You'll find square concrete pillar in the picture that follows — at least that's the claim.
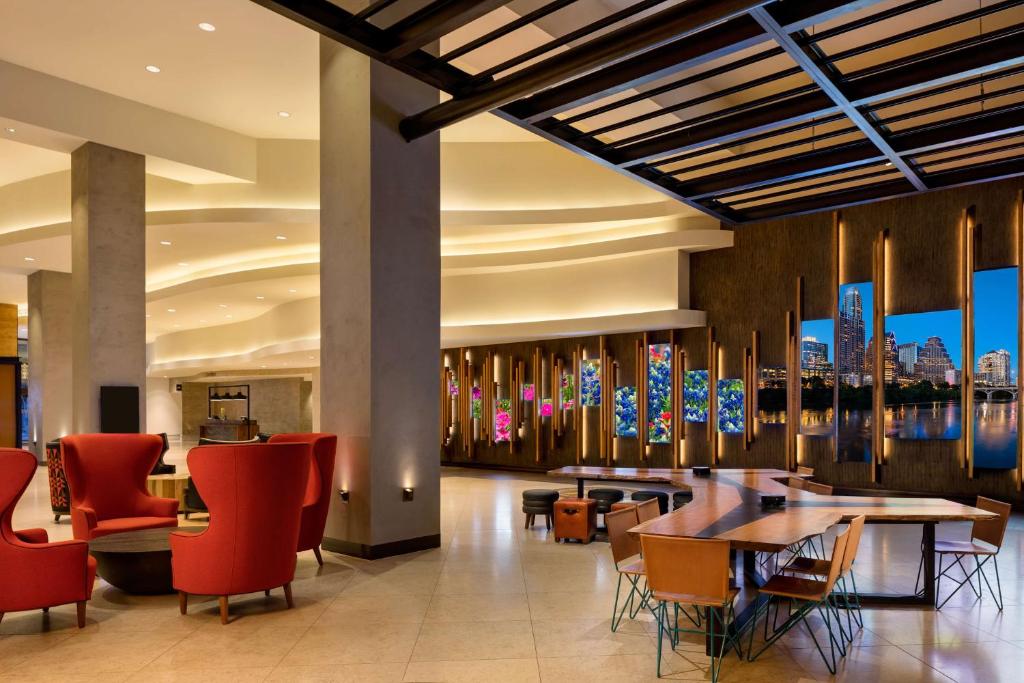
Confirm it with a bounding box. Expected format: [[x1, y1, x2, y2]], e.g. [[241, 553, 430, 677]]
[[28, 271, 73, 460], [319, 38, 441, 558], [71, 142, 147, 434]]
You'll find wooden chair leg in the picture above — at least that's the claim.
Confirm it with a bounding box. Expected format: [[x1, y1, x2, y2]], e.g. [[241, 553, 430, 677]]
[[265, 589, 271, 597], [0, 612, 5, 625], [42, 607, 49, 613], [76, 601, 86, 628], [313, 547, 324, 566], [219, 596, 229, 625], [178, 591, 188, 615], [283, 582, 294, 609]]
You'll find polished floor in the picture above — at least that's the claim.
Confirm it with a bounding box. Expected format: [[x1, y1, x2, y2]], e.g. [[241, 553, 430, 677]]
[[5, 453, 1024, 682]]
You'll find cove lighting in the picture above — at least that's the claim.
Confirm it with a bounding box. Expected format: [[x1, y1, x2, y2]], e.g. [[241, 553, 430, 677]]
[[145, 65, 161, 73], [278, 111, 291, 118], [198, 22, 216, 32]]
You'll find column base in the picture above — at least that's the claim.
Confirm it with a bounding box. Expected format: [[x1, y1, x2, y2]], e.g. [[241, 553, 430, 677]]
[[322, 533, 441, 560]]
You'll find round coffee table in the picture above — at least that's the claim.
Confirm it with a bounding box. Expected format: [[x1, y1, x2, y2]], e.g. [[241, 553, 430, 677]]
[[88, 526, 204, 595]]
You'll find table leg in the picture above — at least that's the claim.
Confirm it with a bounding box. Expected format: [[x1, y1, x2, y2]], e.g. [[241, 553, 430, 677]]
[[577, 478, 585, 499], [844, 521, 936, 607]]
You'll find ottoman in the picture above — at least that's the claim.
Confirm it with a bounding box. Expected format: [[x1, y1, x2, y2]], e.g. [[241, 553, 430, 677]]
[[587, 488, 625, 514], [632, 490, 669, 515], [522, 489, 560, 529], [673, 490, 694, 510], [554, 498, 597, 544]]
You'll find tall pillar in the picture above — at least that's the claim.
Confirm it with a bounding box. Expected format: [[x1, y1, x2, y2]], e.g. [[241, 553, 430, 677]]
[[311, 367, 321, 433], [28, 271, 73, 459], [319, 38, 441, 558], [71, 142, 147, 434]]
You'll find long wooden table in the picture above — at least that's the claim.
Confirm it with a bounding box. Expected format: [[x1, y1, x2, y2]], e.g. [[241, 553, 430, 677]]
[[549, 466, 996, 607]]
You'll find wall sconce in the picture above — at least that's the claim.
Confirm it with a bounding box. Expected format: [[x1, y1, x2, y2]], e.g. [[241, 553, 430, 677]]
[[338, 489, 350, 502], [402, 487, 415, 502]]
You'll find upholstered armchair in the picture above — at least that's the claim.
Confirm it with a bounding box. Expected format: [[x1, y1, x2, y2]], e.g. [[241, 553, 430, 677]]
[[172, 443, 310, 624], [61, 434, 179, 541], [1, 449, 96, 627], [267, 433, 338, 565]]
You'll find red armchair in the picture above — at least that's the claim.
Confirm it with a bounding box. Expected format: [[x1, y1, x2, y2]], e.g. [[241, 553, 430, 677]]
[[267, 433, 338, 565], [1, 449, 96, 627], [61, 434, 179, 541], [172, 443, 310, 624]]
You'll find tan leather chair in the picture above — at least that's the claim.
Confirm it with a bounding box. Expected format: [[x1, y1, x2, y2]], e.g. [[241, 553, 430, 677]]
[[933, 496, 1011, 610], [636, 498, 661, 524], [605, 506, 648, 632]]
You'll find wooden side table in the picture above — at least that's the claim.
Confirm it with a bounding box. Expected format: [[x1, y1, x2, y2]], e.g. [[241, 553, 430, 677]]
[[146, 472, 190, 509]]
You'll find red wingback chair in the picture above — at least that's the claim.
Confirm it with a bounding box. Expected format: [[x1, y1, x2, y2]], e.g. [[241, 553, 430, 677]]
[[61, 434, 179, 541], [172, 443, 310, 624], [267, 433, 337, 565], [1, 449, 96, 627]]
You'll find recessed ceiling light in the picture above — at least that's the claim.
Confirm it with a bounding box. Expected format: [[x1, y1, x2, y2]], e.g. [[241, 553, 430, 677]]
[[256, 295, 265, 300], [260, 365, 267, 369], [23, 256, 35, 262], [199, 319, 207, 323], [218, 303, 228, 308], [308, 355, 315, 360], [885, 162, 893, 167], [225, 314, 233, 319], [198, 22, 216, 32], [160, 240, 172, 246], [167, 308, 176, 313], [275, 235, 287, 240], [277, 111, 291, 118], [145, 65, 161, 73], [288, 289, 297, 293], [177, 262, 189, 267], [145, 314, 152, 319], [4, 127, 14, 134], [173, 324, 181, 328]]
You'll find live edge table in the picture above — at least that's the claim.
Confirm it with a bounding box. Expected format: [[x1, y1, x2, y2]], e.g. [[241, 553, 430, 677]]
[[549, 466, 995, 607]]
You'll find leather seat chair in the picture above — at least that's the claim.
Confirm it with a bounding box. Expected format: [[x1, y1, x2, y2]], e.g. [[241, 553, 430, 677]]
[[672, 491, 693, 510], [172, 443, 310, 624], [587, 488, 625, 514], [522, 489, 559, 529], [631, 490, 669, 515], [151, 433, 176, 475], [62, 434, 179, 541], [1, 449, 96, 627], [267, 433, 338, 565]]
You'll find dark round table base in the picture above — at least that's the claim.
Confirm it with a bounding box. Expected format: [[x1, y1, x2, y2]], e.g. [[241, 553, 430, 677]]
[[91, 548, 174, 595]]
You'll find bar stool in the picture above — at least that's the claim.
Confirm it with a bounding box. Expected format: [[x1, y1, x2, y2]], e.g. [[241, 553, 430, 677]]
[[632, 490, 669, 515], [588, 488, 625, 513], [672, 491, 693, 510], [522, 489, 559, 529]]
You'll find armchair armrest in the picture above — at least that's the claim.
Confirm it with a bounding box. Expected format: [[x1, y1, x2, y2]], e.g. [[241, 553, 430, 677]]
[[14, 528, 49, 544], [136, 495, 180, 518]]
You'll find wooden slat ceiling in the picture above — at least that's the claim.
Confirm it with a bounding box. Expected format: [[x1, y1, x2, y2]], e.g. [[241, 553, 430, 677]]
[[252, 0, 1024, 225]]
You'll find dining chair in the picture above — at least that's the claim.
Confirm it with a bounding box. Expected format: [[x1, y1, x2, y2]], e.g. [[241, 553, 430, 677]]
[[797, 466, 814, 476], [641, 534, 741, 681], [786, 481, 832, 560], [803, 481, 833, 495], [636, 498, 662, 523], [746, 525, 851, 675], [605, 506, 648, 631], [930, 496, 1011, 610]]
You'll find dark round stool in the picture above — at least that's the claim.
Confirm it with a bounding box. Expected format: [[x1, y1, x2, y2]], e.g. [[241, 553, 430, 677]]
[[672, 490, 694, 510], [587, 488, 625, 514], [632, 490, 669, 515], [522, 489, 559, 529]]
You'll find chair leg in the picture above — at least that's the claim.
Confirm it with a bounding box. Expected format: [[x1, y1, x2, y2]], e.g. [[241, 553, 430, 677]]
[[219, 596, 229, 625], [42, 607, 49, 613], [283, 582, 294, 609], [545, 514, 552, 530], [76, 601, 86, 628], [178, 591, 188, 615], [313, 547, 324, 566], [265, 589, 271, 597]]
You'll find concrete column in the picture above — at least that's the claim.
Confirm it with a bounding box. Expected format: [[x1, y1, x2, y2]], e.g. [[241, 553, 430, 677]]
[[71, 142, 147, 434], [28, 271, 73, 460], [311, 367, 321, 432], [319, 37, 441, 559]]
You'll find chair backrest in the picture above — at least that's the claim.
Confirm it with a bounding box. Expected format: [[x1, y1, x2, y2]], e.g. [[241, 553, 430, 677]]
[[641, 534, 731, 603], [61, 434, 163, 520], [823, 526, 851, 593], [604, 506, 641, 565], [804, 481, 833, 495], [788, 477, 807, 491], [972, 496, 1012, 550], [636, 498, 661, 523], [797, 466, 814, 476], [267, 433, 337, 509], [0, 448, 36, 544], [840, 515, 866, 574], [187, 443, 310, 591]]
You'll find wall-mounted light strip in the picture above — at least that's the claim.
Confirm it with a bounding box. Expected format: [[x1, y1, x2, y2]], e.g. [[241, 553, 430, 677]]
[[962, 206, 977, 476], [1017, 191, 1023, 491], [785, 309, 798, 471], [573, 345, 582, 464], [708, 326, 718, 465], [871, 228, 888, 483], [533, 346, 542, 464], [833, 214, 842, 466], [672, 331, 684, 468]]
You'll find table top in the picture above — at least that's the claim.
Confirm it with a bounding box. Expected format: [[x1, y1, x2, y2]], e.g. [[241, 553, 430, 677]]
[[88, 525, 205, 554], [147, 472, 190, 481], [548, 466, 997, 552]]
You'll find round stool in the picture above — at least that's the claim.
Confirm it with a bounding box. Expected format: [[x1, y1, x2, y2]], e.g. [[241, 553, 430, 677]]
[[632, 490, 669, 515], [672, 491, 693, 510], [587, 488, 625, 514], [522, 489, 559, 529]]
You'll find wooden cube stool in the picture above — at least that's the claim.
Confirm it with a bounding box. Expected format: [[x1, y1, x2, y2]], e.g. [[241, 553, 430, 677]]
[[554, 497, 597, 544]]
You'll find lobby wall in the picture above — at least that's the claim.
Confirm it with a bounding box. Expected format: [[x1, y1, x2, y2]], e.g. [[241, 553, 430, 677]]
[[180, 377, 313, 440]]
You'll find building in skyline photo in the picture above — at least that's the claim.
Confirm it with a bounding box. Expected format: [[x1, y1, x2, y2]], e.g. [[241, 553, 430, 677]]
[[839, 286, 865, 385], [801, 336, 833, 382], [977, 349, 1012, 386], [915, 335, 956, 384]]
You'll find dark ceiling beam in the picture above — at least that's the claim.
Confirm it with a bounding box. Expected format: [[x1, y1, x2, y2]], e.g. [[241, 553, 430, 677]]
[[739, 178, 916, 222], [385, 1, 512, 60], [609, 21, 1024, 166], [927, 156, 1024, 189], [749, 6, 926, 191], [504, 0, 877, 124], [437, 0, 578, 64], [248, 0, 470, 90], [398, 0, 772, 141]]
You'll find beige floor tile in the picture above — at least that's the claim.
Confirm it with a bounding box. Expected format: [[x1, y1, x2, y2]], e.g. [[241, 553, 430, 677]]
[[424, 592, 532, 622], [279, 621, 422, 666], [897, 640, 1024, 683], [433, 568, 527, 595], [532, 617, 655, 658], [410, 620, 536, 661], [404, 658, 541, 682], [132, 669, 273, 682], [318, 593, 431, 625], [266, 663, 408, 682], [145, 620, 305, 671], [3, 629, 186, 676], [861, 608, 999, 645], [788, 643, 954, 682], [0, 632, 76, 674]]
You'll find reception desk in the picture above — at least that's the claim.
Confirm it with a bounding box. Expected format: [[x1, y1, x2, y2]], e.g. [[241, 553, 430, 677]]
[[198, 420, 260, 441]]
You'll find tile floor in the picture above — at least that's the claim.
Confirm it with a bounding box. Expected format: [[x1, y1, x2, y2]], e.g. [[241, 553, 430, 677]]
[[5, 452, 1024, 682]]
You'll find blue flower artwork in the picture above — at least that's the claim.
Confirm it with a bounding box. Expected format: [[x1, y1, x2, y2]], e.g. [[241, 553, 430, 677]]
[[648, 344, 672, 443], [717, 379, 744, 434], [615, 386, 638, 438], [581, 359, 601, 406], [684, 370, 709, 423]]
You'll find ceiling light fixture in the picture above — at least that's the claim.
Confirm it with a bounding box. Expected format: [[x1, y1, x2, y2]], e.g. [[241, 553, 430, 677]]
[[275, 235, 287, 240], [225, 314, 233, 319], [145, 314, 152, 319], [173, 324, 181, 328], [288, 289, 297, 293], [199, 319, 207, 323], [167, 308, 176, 313], [23, 256, 35, 262], [256, 295, 265, 300], [145, 65, 161, 73], [218, 304, 228, 308], [277, 111, 291, 118], [4, 127, 14, 134], [198, 22, 216, 32], [177, 262, 189, 267], [160, 240, 172, 246]]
